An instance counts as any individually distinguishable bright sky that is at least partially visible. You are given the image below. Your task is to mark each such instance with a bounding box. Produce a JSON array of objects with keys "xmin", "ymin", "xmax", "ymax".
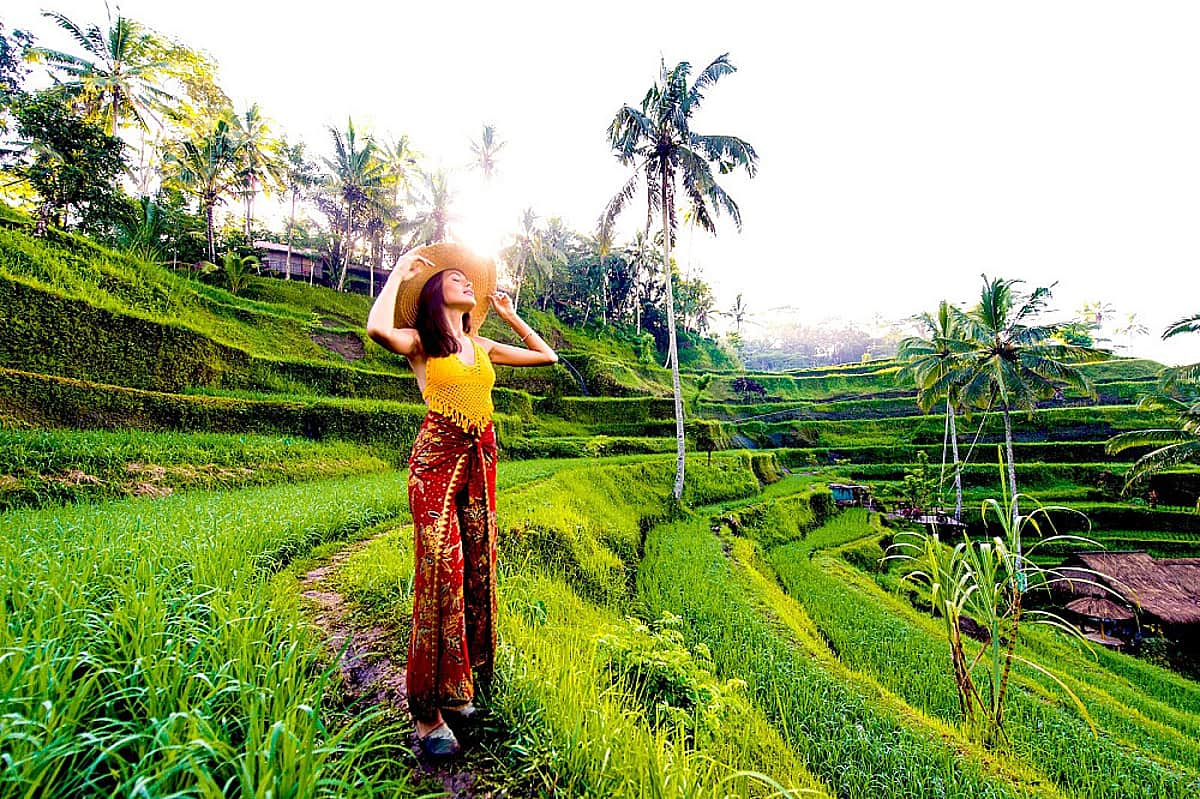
[{"xmin": 10, "ymin": 0, "xmax": 1200, "ymax": 365}]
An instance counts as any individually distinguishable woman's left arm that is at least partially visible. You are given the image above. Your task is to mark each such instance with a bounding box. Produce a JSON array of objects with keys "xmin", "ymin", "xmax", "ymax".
[{"xmin": 481, "ymin": 291, "xmax": 558, "ymax": 366}]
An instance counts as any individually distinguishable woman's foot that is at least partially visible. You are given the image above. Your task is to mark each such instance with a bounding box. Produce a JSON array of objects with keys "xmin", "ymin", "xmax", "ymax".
[{"xmin": 415, "ymin": 714, "xmax": 460, "ymax": 758}]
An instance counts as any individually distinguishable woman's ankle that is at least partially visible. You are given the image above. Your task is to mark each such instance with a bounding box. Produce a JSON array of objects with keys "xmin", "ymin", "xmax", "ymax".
[{"xmin": 414, "ymin": 712, "xmax": 445, "ymax": 736}]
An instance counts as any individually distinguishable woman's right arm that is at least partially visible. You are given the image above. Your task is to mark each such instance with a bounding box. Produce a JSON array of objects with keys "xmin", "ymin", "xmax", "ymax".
[{"xmin": 366, "ymin": 255, "xmax": 428, "ymax": 356}]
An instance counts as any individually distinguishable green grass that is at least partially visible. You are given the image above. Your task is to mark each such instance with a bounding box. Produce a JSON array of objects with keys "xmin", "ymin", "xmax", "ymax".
[
  {"xmin": 0, "ymin": 427, "xmax": 388, "ymax": 511},
  {"xmin": 768, "ymin": 510, "xmax": 1200, "ymax": 798},
  {"xmin": 0, "ymin": 471, "xmax": 419, "ymax": 797}
]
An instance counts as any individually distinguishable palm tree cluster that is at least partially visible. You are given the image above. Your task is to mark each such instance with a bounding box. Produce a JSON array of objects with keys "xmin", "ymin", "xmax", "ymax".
[
  {"xmin": 5, "ymin": 12, "xmax": 746, "ymax": 389},
  {"xmin": 898, "ymin": 276, "xmax": 1110, "ymax": 525}
]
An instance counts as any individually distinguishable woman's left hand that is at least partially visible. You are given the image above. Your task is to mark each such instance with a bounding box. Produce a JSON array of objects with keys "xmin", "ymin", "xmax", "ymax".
[{"xmin": 489, "ymin": 290, "xmax": 516, "ymax": 319}]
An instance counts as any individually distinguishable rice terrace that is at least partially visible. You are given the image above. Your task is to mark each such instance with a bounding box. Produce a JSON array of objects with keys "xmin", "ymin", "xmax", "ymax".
[{"xmin": 2, "ymin": 3, "xmax": 1200, "ymax": 798}]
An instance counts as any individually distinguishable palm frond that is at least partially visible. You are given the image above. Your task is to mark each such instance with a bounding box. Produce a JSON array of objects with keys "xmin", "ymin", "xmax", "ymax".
[
  {"xmin": 686, "ymin": 53, "xmax": 736, "ymax": 111},
  {"xmin": 1163, "ymin": 312, "xmax": 1200, "ymax": 339}
]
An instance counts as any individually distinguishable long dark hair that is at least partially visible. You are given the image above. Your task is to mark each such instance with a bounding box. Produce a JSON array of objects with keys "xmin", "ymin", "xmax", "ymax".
[{"xmin": 416, "ymin": 270, "xmax": 471, "ymax": 358}]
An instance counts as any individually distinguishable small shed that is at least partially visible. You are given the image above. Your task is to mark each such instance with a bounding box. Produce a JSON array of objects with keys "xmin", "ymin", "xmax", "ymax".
[{"xmin": 830, "ymin": 483, "xmax": 871, "ymax": 508}]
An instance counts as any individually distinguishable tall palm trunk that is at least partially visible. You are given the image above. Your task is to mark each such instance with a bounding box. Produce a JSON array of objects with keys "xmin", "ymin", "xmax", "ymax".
[
  {"xmin": 204, "ymin": 200, "xmax": 216, "ymax": 263},
  {"xmin": 948, "ymin": 398, "xmax": 963, "ymax": 521},
  {"xmin": 284, "ymin": 189, "xmax": 296, "ymax": 281},
  {"xmin": 662, "ymin": 181, "xmax": 686, "ymax": 501},
  {"xmin": 1002, "ymin": 403, "xmax": 1020, "ymax": 533}
]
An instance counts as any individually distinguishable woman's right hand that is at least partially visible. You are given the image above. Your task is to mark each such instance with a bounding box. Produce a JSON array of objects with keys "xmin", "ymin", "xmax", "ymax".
[{"xmin": 395, "ymin": 254, "xmax": 432, "ymax": 283}]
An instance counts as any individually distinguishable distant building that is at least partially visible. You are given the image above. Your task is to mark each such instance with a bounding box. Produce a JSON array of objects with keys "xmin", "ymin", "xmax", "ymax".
[
  {"xmin": 253, "ymin": 240, "xmax": 326, "ymax": 283},
  {"xmin": 1054, "ymin": 551, "xmax": 1200, "ymax": 645},
  {"xmin": 252, "ymin": 240, "xmax": 391, "ymax": 296}
]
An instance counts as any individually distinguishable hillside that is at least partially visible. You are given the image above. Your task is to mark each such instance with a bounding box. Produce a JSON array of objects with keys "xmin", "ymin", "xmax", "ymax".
[{"xmin": 2, "ymin": 223, "xmax": 1199, "ymax": 798}]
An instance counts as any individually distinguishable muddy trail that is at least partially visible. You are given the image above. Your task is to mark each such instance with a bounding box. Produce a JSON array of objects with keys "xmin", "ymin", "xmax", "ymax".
[{"xmin": 297, "ymin": 534, "xmax": 538, "ymax": 798}]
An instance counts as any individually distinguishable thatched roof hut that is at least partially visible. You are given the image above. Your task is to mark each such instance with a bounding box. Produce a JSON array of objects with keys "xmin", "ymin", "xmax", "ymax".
[
  {"xmin": 1065, "ymin": 596, "xmax": 1136, "ymax": 621},
  {"xmin": 1060, "ymin": 552, "xmax": 1200, "ymax": 629}
]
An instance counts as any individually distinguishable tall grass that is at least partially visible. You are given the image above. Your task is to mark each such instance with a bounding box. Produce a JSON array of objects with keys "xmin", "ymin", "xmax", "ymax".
[
  {"xmin": 770, "ymin": 511, "xmax": 1200, "ymax": 798},
  {"xmin": 637, "ymin": 502, "xmax": 1040, "ymax": 799},
  {"xmin": 0, "ymin": 472, "xmax": 417, "ymax": 797},
  {"xmin": 0, "ymin": 428, "xmax": 387, "ymax": 510}
]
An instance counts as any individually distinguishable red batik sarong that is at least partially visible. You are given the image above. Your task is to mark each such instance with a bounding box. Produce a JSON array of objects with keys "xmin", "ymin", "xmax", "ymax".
[{"xmin": 406, "ymin": 411, "xmax": 498, "ymax": 722}]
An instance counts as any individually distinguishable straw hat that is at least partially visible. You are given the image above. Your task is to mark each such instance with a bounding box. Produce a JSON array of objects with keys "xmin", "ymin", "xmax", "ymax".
[{"xmin": 392, "ymin": 242, "xmax": 497, "ymax": 331}]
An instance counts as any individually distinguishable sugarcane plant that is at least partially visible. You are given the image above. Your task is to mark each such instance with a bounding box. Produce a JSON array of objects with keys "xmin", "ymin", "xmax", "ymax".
[{"xmin": 884, "ymin": 449, "xmax": 1116, "ymax": 747}]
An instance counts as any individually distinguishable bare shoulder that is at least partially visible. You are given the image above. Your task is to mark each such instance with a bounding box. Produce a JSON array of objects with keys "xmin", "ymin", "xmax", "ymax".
[{"xmin": 473, "ymin": 335, "xmax": 498, "ymax": 353}]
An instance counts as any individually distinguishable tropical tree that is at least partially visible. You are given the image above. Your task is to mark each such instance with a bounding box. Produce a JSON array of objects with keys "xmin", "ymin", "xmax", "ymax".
[
  {"xmin": 502, "ymin": 208, "xmax": 562, "ymax": 309},
  {"xmin": 202, "ymin": 251, "xmax": 259, "ymax": 296},
  {"xmin": 231, "ymin": 103, "xmax": 282, "ymax": 241},
  {"xmin": 1114, "ymin": 312, "xmax": 1150, "ymax": 353},
  {"xmin": 935, "ymin": 276, "xmax": 1109, "ymax": 531},
  {"xmin": 1106, "ymin": 312, "xmax": 1200, "ymax": 490},
  {"xmin": 897, "ymin": 301, "xmax": 967, "ymax": 521},
  {"xmin": 378, "ymin": 134, "xmax": 420, "ymax": 206},
  {"xmin": 600, "ymin": 53, "xmax": 759, "ymax": 500},
  {"xmin": 320, "ymin": 119, "xmax": 386, "ymax": 290},
  {"xmin": 164, "ymin": 117, "xmax": 241, "ymax": 262},
  {"xmin": 728, "ymin": 292, "xmax": 749, "ymax": 336},
  {"xmin": 30, "ymin": 10, "xmax": 174, "ymax": 135},
  {"xmin": 469, "ymin": 123, "xmax": 504, "ymax": 180},
  {"xmin": 402, "ymin": 168, "xmax": 456, "ymax": 248},
  {"xmin": 9, "ymin": 88, "xmax": 127, "ymax": 235},
  {"xmin": 279, "ymin": 139, "xmax": 320, "ymax": 280},
  {"xmin": 592, "ymin": 225, "xmax": 614, "ymax": 324}
]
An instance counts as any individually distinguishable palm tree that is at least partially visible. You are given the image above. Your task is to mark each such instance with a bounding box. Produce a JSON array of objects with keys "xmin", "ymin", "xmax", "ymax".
[
  {"xmin": 378, "ymin": 134, "xmax": 421, "ymax": 206},
  {"xmin": 31, "ymin": 10, "xmax": 175, "ymax": 135},
  {"xmin": 897, "ymin": 301, "xmax": 967, "ymax": 521},
  {"xmin": 164, "ymin": 118, "xmax": 242, "ymax": 262},
  {"xmin": 470, "ymin": 124, "xmax": 504, "ymax": 180},
  {"xmin": 232, "ymin": 104, "xmax": 283, "ymax": 241},
  {"xmin": 404, "ymin": 168, "xmax": 457, "ymax": 247},
  {"xmin": 279, "ymin": 139, "xmax": 320, "ymax": 280},
  {"xmin": 322, "ymin": 119, "xmax": 386, "ymax": 290},
  {"xmin": 1107, "ymin": 311, "xmax": 1200, "ymax": 489},
  {"xmin": 502, "ymin": 208, "xmax": 564, "ymax": 309},
  {"xmin": 591, "ymin": 225, "xmax": 614, "ymax": 324},
  {"xmin": 936, "ymin": 276, "xmax": 1109, "ymax": 530},
  {"xmin": 202, "ymin": 251, "xmax": 259, "ymax": 296},
  {"xmin": 600, "ymin": 54, "xmax": 759, "ymax": 500}
]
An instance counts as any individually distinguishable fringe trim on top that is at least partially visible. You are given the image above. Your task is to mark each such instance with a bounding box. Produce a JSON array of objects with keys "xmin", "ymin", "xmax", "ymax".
[{"xmin": 426, "ymin": 397, "xmax": 491, "ymax": 434}]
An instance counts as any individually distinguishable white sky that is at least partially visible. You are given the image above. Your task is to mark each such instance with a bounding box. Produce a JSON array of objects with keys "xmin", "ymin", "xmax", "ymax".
[{"xmin": 9, "ymin": 0, "xmax": 1200, "ymax": 365}]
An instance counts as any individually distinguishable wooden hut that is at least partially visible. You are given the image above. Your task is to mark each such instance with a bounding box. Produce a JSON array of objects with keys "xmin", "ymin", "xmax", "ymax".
[{"xmin": 1055, "ymin": 551, "xmax": 1200, "ymax": 641}]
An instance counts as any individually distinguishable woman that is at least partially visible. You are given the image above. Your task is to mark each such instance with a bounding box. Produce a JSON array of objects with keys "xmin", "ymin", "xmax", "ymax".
[{"xmin": 366, "ymin": 242, "xmax": 557, "ymax": 757}]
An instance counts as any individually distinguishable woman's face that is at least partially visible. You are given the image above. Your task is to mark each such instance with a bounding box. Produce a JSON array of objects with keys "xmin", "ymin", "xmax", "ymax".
[{"xmin": 441, "ymin": 269, "xmax": 476, "ymax": 312}]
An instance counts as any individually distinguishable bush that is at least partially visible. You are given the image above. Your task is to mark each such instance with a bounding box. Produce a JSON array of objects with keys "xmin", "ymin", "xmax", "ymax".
[{"xmin": 596, "ymin": 612, "xmax": 748, "ymax": 742}]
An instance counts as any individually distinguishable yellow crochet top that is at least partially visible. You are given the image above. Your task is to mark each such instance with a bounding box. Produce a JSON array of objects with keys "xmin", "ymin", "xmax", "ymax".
[{"xmin": 422, "ymin": 339, "xmax": 495, "ymax": 433}]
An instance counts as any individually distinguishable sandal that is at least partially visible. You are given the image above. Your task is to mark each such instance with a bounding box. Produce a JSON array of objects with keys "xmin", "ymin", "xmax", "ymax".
[{"xmin": 417, "ymin": 722, "xmax": 461, "ymax": 758}]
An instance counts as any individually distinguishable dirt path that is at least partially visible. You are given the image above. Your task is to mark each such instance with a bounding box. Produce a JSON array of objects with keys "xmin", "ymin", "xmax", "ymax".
[{"xmin": 297, "ymin": 535, "xmax": 521, "ymax": 798}]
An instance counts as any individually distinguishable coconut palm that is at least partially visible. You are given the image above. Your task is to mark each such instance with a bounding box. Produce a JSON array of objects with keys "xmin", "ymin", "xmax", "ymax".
[
  {"xmin": 403, "ymin": 168, "xmax": 457, "ymax": 247},
  {"xmin": 502, "ymin": 208, "xmax": 565, "ymax": 309},
  {"xmin": 897, "ymin": 301, "xmax": 968, "ymax": 520},
  {"xmin": 469, "ymin": 124, "xmax": 504, "ymax": 180},
  {"xmin": 164, "ymin": 118, "xmax": 242, "ymax": 262},
  {"xmin": 1107, "ymin": 311, "xmax": 1200, "ymax": 489},
  {"xmin": 378, "ymin": 134, "xmax": 421, "ymax": 206},
  {"xmin": 591, "ymin": 225, "xmax": 615, "ymax": 324},
  {"xmin": 934, "ymin": 276, "xmax": 1109, "ymax": 530},
  {"xmin": 232, "ymin": 104, "xmax": 283, "ymax": 241},
  {"xmin": 322, "ymin": 119, "xmax": 386, "ymax": 290},
  {"xmin": 31, "ymin": 10, "xmax": 174, "ymax": 135},
  {"xmin": 600, "ymin": 54, "xmax": 759, "ymax": 500},
  {"xmin": 279, "ymin": 139, "xmax": 320, "ymax": 280}
]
